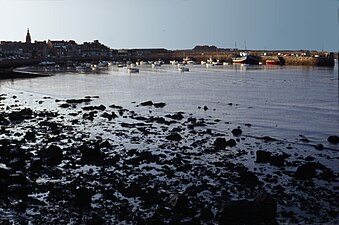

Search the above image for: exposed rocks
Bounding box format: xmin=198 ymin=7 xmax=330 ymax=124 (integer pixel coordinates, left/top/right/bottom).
xmin=39 ymin=145 xmax=63 ymax=165
xmin=82 ymin=104 xmax=106 ymax=111
xmin=226 ymin=139 xmax=237 ymax=147
xmin=166 ymin=132 xmax=182 ymax=141
xmin=314 ymin=144 xmax=324 ymax=150
xmin=140 ymin=100 xmax=153 ymax=106
xmin=139 ymin=101 xmax=166 ymax=108
xmin=80 ymin=144 xmax=105 ymax=164
xmin=214 ymin=138 xmax=237 ymax=149
xmin=74 ymin=187 xmax=93 ymax=210
xmin=327 ymin=135 xmax=339 ymax=145
xmin=165 ymin=112 xmax=184 ymax=120
xmin=8 ymin=108 xmax=33 ymax=121
xmin=219 ymin=191 xmax=277 ymax=225
xmin=153 ymin=102 xmax=166 ymax=108
xmin=66 ymin=98 xmax=92 ymax=104
xmin=294 ymin=162 xmax=335 ymax=180
xmin=100 ymin=111 xmax=118 ymax=120
xmin=0 ymin=95 xmax=337 ymax=224
xmin=232 ymin=128 xmax=242 ymax=137
xmin=214 ymin=138 xmax=227 ymax=150
xmin=256 ymin=150 xmax=289 ymax=167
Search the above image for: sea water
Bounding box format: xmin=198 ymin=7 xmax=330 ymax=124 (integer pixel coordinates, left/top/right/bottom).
xmin=0 ymin=63 xmax=338 ymax=148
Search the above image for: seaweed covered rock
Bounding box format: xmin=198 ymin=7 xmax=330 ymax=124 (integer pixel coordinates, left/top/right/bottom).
xmin=219 ymin=191 xmax=277 ymax=225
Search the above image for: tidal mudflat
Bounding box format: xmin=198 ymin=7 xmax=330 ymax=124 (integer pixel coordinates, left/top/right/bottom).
xmin=0 ymin=64 xmax=338 ymax=224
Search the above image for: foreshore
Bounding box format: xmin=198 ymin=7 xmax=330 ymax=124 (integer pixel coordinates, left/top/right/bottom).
xmin=0 ymin=90 xmax=338 ymax=224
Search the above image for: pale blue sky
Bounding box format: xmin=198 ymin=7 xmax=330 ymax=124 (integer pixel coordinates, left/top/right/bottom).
xmin=0 ymin=0 xmax=338 ymax=51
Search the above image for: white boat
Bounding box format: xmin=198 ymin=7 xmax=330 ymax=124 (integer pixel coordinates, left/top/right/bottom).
xmin=152 ymin=63 xmax=161 ymax=68
xmin=76 ymin=63 xmax=95 ymax=73
xmin=201 ymin=61 xmax=207 ymax=65
xmin=187 ymin=60 xmax=197 ymax=65
xmin=170 ymin=60 xmax=178 ymax=65
xmin=206 ymin=63 xmax=214 ymax=68
xmin=178 ymin=67 xmax=189 ymax=72
xmin=212 ymin=60 xmax=223 ymax=66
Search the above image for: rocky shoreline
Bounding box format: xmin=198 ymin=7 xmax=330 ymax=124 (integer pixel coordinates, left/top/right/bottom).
xmin=0 ymin=92 xmax=338 ymax=224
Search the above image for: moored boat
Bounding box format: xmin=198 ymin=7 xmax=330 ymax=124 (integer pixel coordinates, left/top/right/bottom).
xmin=265 ymin=59 xmax=280 ymax=65
xmin=232 ymin=52 xmax=260 ymax=65
xmin=127 ymin=67 xmax=139 ymax=73
xmin=178 ymin=66 xmax=189 ymax=72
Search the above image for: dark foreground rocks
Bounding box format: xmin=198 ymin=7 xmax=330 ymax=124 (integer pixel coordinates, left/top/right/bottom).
xmin=219 ymin=191 xmax=277 ymax=225
xmin=0 ymin=95 xmax=337 ymax=225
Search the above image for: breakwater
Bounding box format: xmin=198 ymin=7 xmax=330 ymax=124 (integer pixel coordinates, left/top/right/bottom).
xmin=0 ymin=51 xmax=336 ymax=70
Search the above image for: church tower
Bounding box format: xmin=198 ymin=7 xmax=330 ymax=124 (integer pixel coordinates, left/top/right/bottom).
xmin=26 ymin=28 xmax=31 ymax=44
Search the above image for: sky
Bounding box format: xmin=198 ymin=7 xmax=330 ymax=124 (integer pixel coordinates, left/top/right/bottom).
xmin=0 ymin=0 xmax=338 ymax=51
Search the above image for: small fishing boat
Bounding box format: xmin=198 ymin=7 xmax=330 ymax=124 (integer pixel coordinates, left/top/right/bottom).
xmin=127 ymin=67 xmax=139 ymax=73
xmin=178 ymin=67 xmax=189 ymax=72
xmin=232 ymin=52 xmax=260 ymax=65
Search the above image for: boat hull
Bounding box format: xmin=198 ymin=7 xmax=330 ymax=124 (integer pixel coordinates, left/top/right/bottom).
xmin=266 ymin=60 xmax=280 ymax=65
xmin=232 ymin=55 xmax=260 ymax=65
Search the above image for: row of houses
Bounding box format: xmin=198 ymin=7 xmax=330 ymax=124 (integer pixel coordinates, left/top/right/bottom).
xmin=0 ymin=40 xmax=112 ymax=59
xmin=0 ymin=30 xmax=112 ymax=60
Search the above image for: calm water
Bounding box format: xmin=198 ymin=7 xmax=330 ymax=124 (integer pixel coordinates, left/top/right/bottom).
xmin=1 ymin=64 xmax=338 ymax=148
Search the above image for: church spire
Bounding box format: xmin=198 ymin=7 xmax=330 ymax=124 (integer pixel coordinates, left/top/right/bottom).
xmin=26 ymin=28 xmax=31 ymax=44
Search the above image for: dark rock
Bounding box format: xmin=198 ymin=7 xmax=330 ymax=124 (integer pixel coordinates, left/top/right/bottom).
xmin=153 ymin=102 xmax=166 ymax=108
xmin=8 ymin=108 xmax=33 ymax=121
xmin=140 ymin=100 xmax=153 ymax=106
xmin=8 ymin=173 xmax=27 ymax=185
xmin=83 ymin=111 xmax=96 ymax=121
xmin=0 ymin=164 xmax=10 ymax=180
xmin=101 ymin=112 xmax=118 ymax=120
xmin=270 ymin=154 xmax=287 ymax=167
xmin=24 ymin=131 xmax=35 ymax=140
xmin=226 ymin=139 xmax=237 ymax=147
xmin=59 ymin=103 xmax=71 ymax=108
xmin=7 ymin=184 xmax=28 ymax=198
xmin=256 ymin=150 xmax=272 ymax=163
xmin=82 ymin=105 xmax=106 ymax=111
xmin=294 ymin=162 xmax=335 ymax=180
xmin=80 ymin=144 xmax=104 ymax=164
xmin=165 ymin=112 xmax=184 ymax=120
xmin=169 ymin=194 xmax=189 ymax=211
xmin=304 ymin=156 xmax=315 ymax=161
xmin=66 ymin=98 xmax=92 ymax=104
xmin=74 ymin=187 xmax=93 ymax=209
xmin=203 ymin=106 xmax=208 ymax=111
xmin=87 ymin=212 xmax=106 ymax=225
xmin=238 ymin=170 xmax=259 ymax=186
xmin=201 ymin=207 xmax=214 ymax=221
xmin=166 ymin=133 xmax=182 ymax=141
xmin=109 ymin=104 xmax=123 ymax=109
xmin=40 ymin=145 xmax=63 ymax=165
xmin=314 ymin=144 xmax=324 ymax=150
xmin=219 ymin=191 xmax=277 ymax=225
xmin=232 ymin=128 xmax=242 ymax=137
xmin=214 ymin=138 xmax=227 ymax=150
xmin=327 ymin=135 xmax=339 ymax=145
xmin=258 ymin=136 xmax=278 ymax=142
xmin=99 ymin=140 xmax=112 ymax=149
xmin=256 ymin=150 xmax=287 ymax=167
xmin=0 ymin=180 xmax=8 ymax=196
